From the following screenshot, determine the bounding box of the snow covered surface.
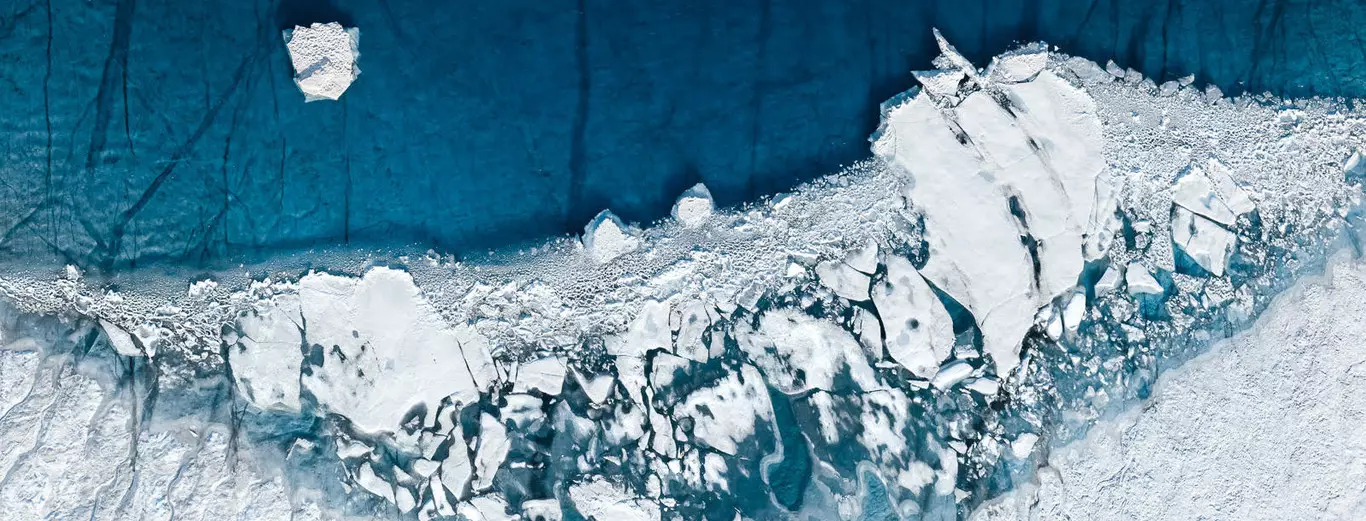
[284,23,361,101]
[973,253,1366,521]
[2,34,1366,521]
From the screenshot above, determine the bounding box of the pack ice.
[1,31,1364,521]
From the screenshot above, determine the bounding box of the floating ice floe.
[872,256,954,378]
[583,209,640,263]
[283,22,360,101]
[672,183,715,227]
[873,28,1113,376]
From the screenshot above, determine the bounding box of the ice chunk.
[844,240,879,274]
[1010,433,1038,459]
[575,370,616,405]
[356,462,395,503]
[674,365,774,455]
[453,326,502,390]
[1202,158,1256,216]
[502,394,546,429]
[670,300,714,363]
[931,360,973,389]
[514,356,567,396]
[1062,292,1086,331]
[913,68,968,99]
[521,499,562,521]
[298,268,483,435]
[283,22,360,102]
[964,377,1000,396]
[472,413,509,492]
[988,44,1048,83]
[873,58,1111,376]
[569,477,662,521]
[99,319,142,357]
[872,256,955,378]
[439,425,473,501]
[583,210,640,264]
[606,300,671,358]
[672,183,715,228]
[815,259,871,301]
[1094,265,1122,296]
[1172,207,1236,276]
[457,494,515,521]
[931,28,978,80]
[1125,262,1164,295]
[1172,168,1237,226]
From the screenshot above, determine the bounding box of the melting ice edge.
[0,35,1363,520]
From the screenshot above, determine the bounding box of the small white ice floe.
[672,183,715,228]
[1094,264,1123,296]
[931,360,974,389]
[284,22,360,101]
[583,210,640,264]
[1125,262,1164,296]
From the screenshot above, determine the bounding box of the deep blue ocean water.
[2,0,1365,270]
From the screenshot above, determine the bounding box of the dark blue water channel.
[1,0,1364,270]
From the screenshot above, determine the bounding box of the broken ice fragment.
[1202,159,1256,216]
[569,476,662,521]
[283,22,360,102]
[472,413,509,492]
[1125,262,1164,295]
[1062,292,1086,331]
[672,183,715,227]
[232,295,304,413]
[1094,264,1122,296]
[913,68,968,100]
[873,256,954,378]
[964,377,1000,396]
[815,259,871,301]
[1010,433,1039,459]
[931,28,978,80]
[1172,207,1236,276]
[574,369,616,404]
[1172,168,1238,226]
[99,319,142,357]
[674,365,774,455]
[439,425,474,501]
[513,356,567,396]
[844,240,879,274]
[873,43,1111,376]
[931,360,973,389]
[583,210,640,264]
[987,44,1048,83]
[356,461,395,503]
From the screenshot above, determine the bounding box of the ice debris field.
[6,26,1366,521]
